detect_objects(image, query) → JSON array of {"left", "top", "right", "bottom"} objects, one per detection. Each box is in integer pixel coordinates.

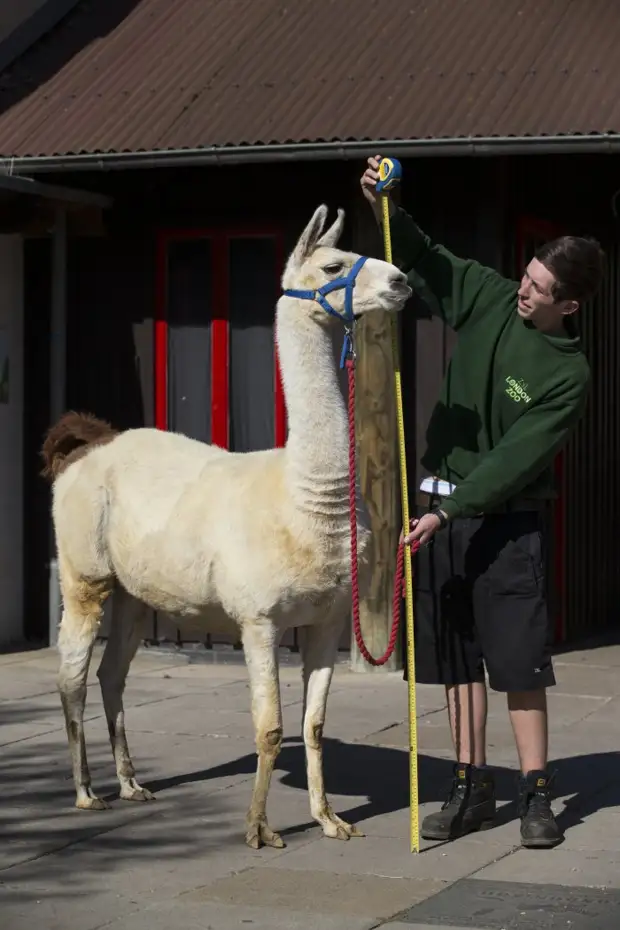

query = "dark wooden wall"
[{"left": 23, "top": 153, "right": 620, "bottom": 650}]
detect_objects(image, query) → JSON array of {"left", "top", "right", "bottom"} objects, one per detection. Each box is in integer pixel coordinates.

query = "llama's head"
[{"left": 281, "top": 205, "right": 411, "bottom": 324}]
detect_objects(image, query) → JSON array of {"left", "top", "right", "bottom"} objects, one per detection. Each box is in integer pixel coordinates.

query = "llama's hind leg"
[
  {"left": 299, "top": 618, "right": 364, "bottom": 840},
  {"left": 57, "top": 571, "right": 112, "bottom": 811},
  {"left": 97, "top": 587, "right": 154, "bottom": 802},
  {"left": 241, "top": 622, "right": 284, "bottom": 850}
]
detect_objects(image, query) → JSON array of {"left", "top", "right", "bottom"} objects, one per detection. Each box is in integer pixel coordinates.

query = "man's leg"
[
  {"left": 473, "top": 511, "right": 562, "bottom": 849},
  {"left": 508, "top": 688, "right": 548, "bottom": 773},
  {"left": 412, "top": 513, "right": 496, "bottom": 841},
  {"left": 447, "top": 681, "right": 488, "bottom": 767}
]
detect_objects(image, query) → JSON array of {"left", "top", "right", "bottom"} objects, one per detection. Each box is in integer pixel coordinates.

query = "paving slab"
[
  {"left": 0, "top": 670, "right": 59, "bottom": 701},
  {"left": 552, "top": 662, "right": 620, "bottom": 697},
  {"left": 572, "top": 695, "right": 620, "bottom": 725},
  {"left": 556, "top": 809, "right": 620, "bottom": 853},
  {"left": 388, "top": 925, "right": 472, "bottom": 930},
  {"left": 360, "top": 803, "right": 521, "bottom": 845},
  {"left": 401, "top": 878, "right": 620, "bottom": 929},
  {"left": 0, "top": 714, "right": 64, "bottom": 748},
  {"left": 0, "top": 808, "right": 305, "bottom": 928},
  {"left": 183, "top": 867, "right": 445, "bottom": 919},
  {"left": 555, "top": 644, "right": 620, "bottom": 668},
  {"left": 471, "top": 849, "right": 620, "bottom": 889},
  {"left": 388, "top": 924, "right": 471, "bottom": 930},
  {"left": 0, "top": 802, "right": 159, "bottom": 871},
  {"left": 251, "top": 832, "right": 515, "bottom": 881},
  {"left": 3, "top": 641, "right": 620, "bottom": 930},
  {"left": 1, "top": 889, "right": 384, "bottom": 930},
  {"left": 67, "top": 900, "right": 380, "bottom": 930},
  {"left": 0, "top": 686, "right": 192, "bottom": 747}
]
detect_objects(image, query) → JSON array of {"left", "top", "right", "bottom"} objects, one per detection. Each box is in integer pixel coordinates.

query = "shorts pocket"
[{"left": 486, "top": 529, "right": 545, "bottom": 597}]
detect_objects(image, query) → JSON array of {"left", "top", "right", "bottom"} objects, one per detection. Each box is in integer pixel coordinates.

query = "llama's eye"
[{"left": 323, "top": 262, "right": 344, "bottom": 275}]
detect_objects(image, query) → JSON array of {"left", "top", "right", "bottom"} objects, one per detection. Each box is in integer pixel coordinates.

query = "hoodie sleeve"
[
  {"left": 439, "top": 376, "right": 589, "bottom": 520},
  {"left": 389, "top": 207, "right": 516, "bottom": 330}
]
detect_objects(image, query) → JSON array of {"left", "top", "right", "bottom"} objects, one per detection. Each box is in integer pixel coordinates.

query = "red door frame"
[
  {"left": 155, "top": 227, "right": 287, "bottom": 449},
  {"left": 515, "top": 216, "right": 567, "bottom": 644}
]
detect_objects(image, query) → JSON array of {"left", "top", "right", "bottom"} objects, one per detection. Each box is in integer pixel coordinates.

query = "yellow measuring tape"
[{"left": 379, "top": 159, "right": 420, "bottom": 854}]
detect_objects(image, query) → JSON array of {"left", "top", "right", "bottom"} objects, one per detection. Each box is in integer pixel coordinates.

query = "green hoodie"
[{"left": 390, "top": 207, "right": 590, "bottom": 521}]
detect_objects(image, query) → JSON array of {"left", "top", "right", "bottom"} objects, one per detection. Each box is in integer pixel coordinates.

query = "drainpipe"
[{"left": 48, "top": 205, "right": 67, "bottom": 648}]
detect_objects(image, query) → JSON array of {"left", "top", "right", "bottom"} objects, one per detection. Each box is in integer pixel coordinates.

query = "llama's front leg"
[
  {"left": 57, "top": 580, "right": 111, "bottom": 811},
  {"left": 300, "top": 619, "right": 364, "bottom": 840},
  {"left": 97, "top": 588, "right": 154, "bottom": 803},
  {"left": 241, "top": 622, "right": 284, "bottom": 849}
]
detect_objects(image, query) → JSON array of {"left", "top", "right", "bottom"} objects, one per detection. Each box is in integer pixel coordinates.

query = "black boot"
[
  {"left": 421, "top": 763, "right": 496, "bottom": 841},
  {"left": 518, "top": 769, "right": 563, "bottom": 848}
]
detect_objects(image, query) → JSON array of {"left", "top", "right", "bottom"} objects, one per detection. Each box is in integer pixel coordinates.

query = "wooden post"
[{"left": 349, "top": 190, "right": 402, "bottom": 673}]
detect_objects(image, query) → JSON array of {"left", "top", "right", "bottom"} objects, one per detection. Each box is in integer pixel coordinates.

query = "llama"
[{"left": 41, "top": 205, "right": 411, "bottom": 849}]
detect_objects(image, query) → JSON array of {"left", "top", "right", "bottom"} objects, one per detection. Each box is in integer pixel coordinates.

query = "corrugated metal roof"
[{"left": 1, "top": 0, "right": 620, "bottom": 158}]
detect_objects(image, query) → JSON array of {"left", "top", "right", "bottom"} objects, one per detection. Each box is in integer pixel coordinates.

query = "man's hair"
[{"left": 535, "top": 236, "right": 606, "bottom": 303}]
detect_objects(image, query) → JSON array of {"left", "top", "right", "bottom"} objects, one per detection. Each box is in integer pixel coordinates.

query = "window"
[{"left": 155, "top": 229, "right": 286, "bottom": 451}]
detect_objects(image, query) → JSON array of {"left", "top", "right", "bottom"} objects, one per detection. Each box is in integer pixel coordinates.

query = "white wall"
[{"left": 0, "top": 236, "right": 23, "bottom": 645}]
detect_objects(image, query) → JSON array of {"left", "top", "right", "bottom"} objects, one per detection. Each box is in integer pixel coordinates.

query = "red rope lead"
[{"left": 346, "top": 357, "right": 418, "bottom": 666}]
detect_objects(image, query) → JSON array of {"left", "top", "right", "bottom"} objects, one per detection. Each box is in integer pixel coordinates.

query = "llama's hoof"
[
  {"left": 75, "top": 795, "right": 109, "bottom": 811},
  {"left": 245, "top": 821, "right": 285, "bottom": 850},
  {"left": 120, "top": 781, "right": 156, "bottom": 802},
  {"left": 320, "top": 813, "right": 365, "bottom": 841}
]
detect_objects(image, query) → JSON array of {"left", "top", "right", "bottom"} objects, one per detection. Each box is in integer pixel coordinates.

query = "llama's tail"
[{"left": 41, "top": 411, "right": 119, "bottom": 482}]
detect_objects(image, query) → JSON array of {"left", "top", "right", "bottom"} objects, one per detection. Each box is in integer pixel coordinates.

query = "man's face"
[{"left": 517, "top": 257, "right": 577, "bottom": 331}]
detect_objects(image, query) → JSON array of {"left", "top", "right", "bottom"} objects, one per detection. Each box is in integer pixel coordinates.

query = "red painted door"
[
  {"left": 152, "top": 227, "right": 288, "bottom": 649},
  {"left": 155, "top": 228, "right": 286, "bottom": 450}
]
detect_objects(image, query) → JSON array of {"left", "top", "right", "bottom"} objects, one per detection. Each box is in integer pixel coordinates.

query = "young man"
[{"left": 360, "top": 155, "right": 605, "bottom": 848}]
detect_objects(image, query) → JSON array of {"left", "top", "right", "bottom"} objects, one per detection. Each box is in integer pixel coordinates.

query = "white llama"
[{"left": 41, "top": 205, "right": 411, "bottom": 849}]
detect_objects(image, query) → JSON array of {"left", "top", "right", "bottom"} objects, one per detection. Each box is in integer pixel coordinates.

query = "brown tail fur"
[{"left": 41, "top": 411, "right": 119, "bottom": 482}]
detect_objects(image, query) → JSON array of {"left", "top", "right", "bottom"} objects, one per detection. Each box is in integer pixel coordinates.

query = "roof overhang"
[
  {"left": 0, "top": 171, "right": 112, "bottom": 207},
  {"left": 4, "top": 134, "right": 620, "bottom": 174}
]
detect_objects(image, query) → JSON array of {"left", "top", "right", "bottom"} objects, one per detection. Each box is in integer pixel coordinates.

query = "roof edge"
[
  {"left": 5, "top": 134, "right": 620, "bottom": 173},
  {"left": 0, "top": 172, "right": 112, "bottom": 207}
]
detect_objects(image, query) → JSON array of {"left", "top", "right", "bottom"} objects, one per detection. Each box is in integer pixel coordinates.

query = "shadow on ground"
[
  {"left": 142, "top": 736, "right": 620, "bottom": 839},
  {"left": 2, "top": 707, "right": 619, "bottom": 907}
]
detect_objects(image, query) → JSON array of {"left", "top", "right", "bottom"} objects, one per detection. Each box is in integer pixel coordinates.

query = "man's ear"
[{"left": 562, "top": 300, "right": 579, "bottom": 316}]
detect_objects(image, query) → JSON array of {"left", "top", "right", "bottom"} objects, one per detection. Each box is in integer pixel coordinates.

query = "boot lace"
[
  {"left": 521, "top": 772, "right": 556, "bottom": 821},
  {"left": 442, "top": 780, "right": 467, "bottom": 810},
  {"left": 441, "top": 766, "right": 471, "bottom": 810},
  {"left": 528, "top": 789, "right": 553, "bottom": 821}
]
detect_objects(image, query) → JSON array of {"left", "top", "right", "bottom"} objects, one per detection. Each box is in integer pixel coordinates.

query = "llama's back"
[
  {"left": 103, "top": 427, "right": 231, "bottom": 506},
  {"left": 49, "top": 418, "right": 347, "bottom": 625},
  {"left": 82, "top": 427, "right": 278, "bottom": 542},
  {"left": 56, "top": 425, "right": 288, "bottom": 615}
]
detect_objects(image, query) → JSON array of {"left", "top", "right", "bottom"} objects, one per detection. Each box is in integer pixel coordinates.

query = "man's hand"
[
  {"left": 360, "top": 154, "right": 397, "bottom": 224},
  {"left": 360, "top": 154, "right": 382, "bottom": 208},
  {"left": 399, "top": 510, "right": 448, "bottom": 547}
]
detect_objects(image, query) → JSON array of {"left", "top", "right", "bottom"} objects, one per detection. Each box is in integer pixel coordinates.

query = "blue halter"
[{"left": 283, "top": 255, "right": 368, "bottom": 368}]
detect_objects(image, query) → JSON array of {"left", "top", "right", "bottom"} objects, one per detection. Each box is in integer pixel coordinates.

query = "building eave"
[{"left": 4, "top": 134, "right": 620, "bottom": 174}]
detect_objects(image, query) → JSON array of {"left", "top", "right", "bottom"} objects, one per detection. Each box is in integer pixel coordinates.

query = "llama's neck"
[{"left": 276, "top": 302, "right": 350, "bottom": 518}]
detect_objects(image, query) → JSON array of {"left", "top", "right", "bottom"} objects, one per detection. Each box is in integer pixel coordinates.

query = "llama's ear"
[
  {"left": 289, "top": 204, "right": 329, "bottom": 266},
  {"left": 317, "top": 208, "right": 345, "bottom": 249}
]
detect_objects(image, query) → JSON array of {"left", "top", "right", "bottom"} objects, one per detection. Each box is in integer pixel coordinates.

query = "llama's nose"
[{"left": 390, "top": 270, "right": 407, "bottom": 285}]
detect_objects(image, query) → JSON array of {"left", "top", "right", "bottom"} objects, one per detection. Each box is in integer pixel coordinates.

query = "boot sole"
[
  {"left": 521, "top": 835, "right": 563, "bottom": 849},
  {"left": 422, "top": 818, "right": 496, "bottom": 842}
]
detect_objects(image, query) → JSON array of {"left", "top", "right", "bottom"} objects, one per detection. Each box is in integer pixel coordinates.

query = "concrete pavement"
[{"left": 1, "top": 639, "right": 620, "bottom": 929}]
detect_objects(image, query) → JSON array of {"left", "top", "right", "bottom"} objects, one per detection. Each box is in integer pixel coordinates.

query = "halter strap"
[{"left": 283, "top": 256, "right": 368, "bottom": 325}]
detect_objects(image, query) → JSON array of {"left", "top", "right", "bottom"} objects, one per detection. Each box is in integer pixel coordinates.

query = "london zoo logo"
[{"left": 505, "top": 377, "right": 532, "bottom": 404}]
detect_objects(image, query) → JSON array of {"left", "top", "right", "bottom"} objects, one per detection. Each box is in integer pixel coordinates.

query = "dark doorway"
[{"left": 22, "top": 237, "right": 52, "bottom": 644}]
